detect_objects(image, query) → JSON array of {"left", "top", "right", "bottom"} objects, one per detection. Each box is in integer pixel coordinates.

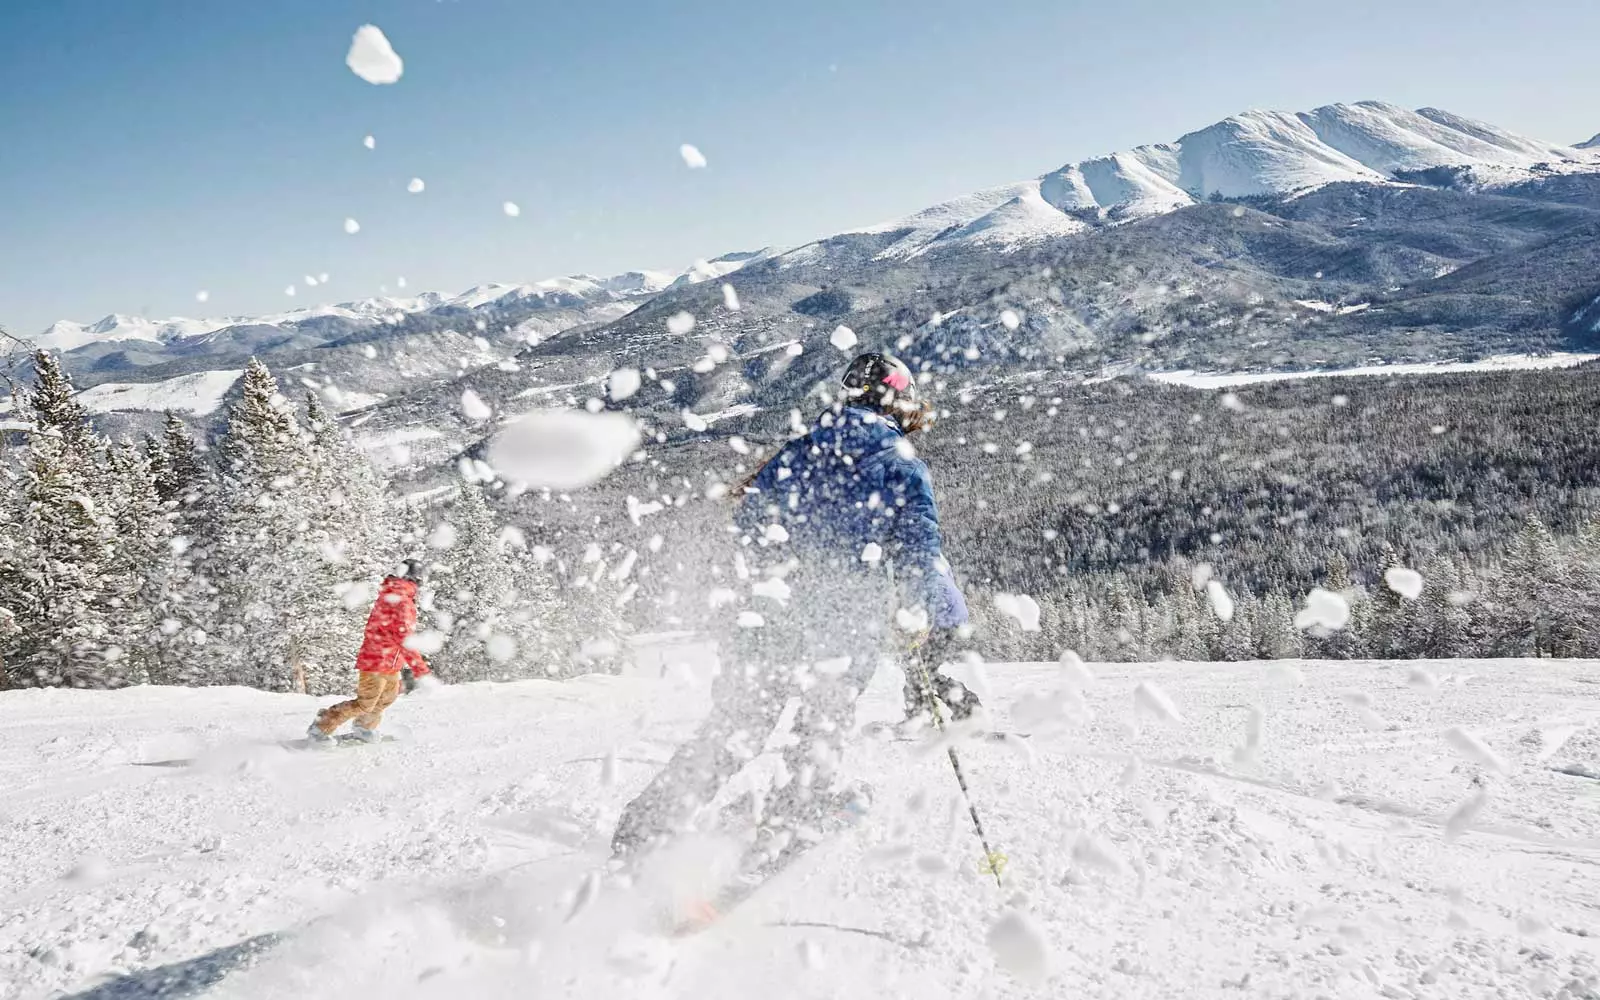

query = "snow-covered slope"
[
  {"left": 1578, "top": 133, "right": 1600, "bottom": 150},
  {"left": 778, "top": 101, "right": 1595, "bottom": 264},
  {"left": 77, "top": 369, "right": 243, "bottom": 416},
  {"left": 3, "top": 655, "right": 1598, "bottom": 999}
]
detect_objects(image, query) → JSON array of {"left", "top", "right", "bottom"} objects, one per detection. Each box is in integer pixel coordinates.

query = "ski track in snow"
[{"left": 3, "top": 658, "right": 1600, "bottom": 999}]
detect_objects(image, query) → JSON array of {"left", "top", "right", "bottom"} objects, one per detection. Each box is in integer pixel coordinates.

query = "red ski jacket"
[{"left": 355, "top": 576, "right": 431, "bottom": 676}]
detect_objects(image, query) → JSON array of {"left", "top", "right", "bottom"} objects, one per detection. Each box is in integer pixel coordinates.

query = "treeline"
[
  {"left": 607, "top": 363, "right": 1600, "bottom": 665},
  {"left": 928, "top": 366, "right": 1600, "bottom": 662},
  {"left": 968, "top": 517, "right": 1594, "bottom": 662},
  {"left": 0, "top": 352, "right": 626, "bottom": 693}
]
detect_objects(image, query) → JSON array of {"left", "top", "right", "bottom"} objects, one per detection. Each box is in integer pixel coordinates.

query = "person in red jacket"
[{"left": 307, "top": 560, "right": 436, "bottom": 744}]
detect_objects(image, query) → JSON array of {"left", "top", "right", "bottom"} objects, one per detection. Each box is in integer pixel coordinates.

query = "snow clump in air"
[
  {"left": 363, "top": 134, "right": 376, "bottom": 149},
  {"left": 1444, "top": 726, "right": 1509, "bottom": 773},
  {"left": 1205, "top": 580, "right": 1234, "bottom": 622},
  {"left": 460, "top": 390, "right": 492, "bottom": 423},
  {"left": 502, "top": 202, "right": 521, "bottom": 217},
  {"left": 1385, "top": 566, "right": 1423, "bottom": 599},
  {"left": 830, "top": 325, "right": 858, "bottom": 351},
  {"left": 609, "top": 368, "right": 642, "bottom": 401},
  {"left": 679, "top": 144, "right": 708, "bottom": 169},
  {"left": 1295, "top": 587, "right": 1350, "bottom": 631},
  {"left": 343, "top": 218, "right": 361, "bottom": 234},
  {"left": 486, "top": 409, "right": 640, "bottom": 490},
  {"left": 993, "top": 593, "right": 1041, "bottom": 631},
  {"left": 1134, "top": 681, "right": 1183, "bottom": 723},
  {"left": 667, "top": 311, "right": 696, "bottom": 336},
  {"left": 987, "top": 910, "right": 1052, "bottom": 985},
  {"left": 407, "top": 177, "right": 425, "bottom": 193},
  {"left": 346, "top": 25, "right": 404, "bottom": 85}
]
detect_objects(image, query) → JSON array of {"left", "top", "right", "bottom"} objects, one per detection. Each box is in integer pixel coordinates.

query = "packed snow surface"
[{"left": 3, "top": 656, "right": 1598, "bottom": 1000}]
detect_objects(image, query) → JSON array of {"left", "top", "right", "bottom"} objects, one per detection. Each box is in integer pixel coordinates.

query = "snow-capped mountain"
[
  {"left": 1579, "top": 133, "right": 1600, "bottom": 150},
  {"left": 779, "top": 101, "right": 1596, "bottom": 263},
  {"left": 20, "top": 256, "right": 776, "bottom": 386}
]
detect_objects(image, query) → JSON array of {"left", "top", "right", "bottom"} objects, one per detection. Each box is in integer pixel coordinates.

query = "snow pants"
[
  {"left": 611, "top": 566, "right": 893, "bottom": 859},
  {"left": 314, "top": 671, "right": 402, "bottom": 734}
]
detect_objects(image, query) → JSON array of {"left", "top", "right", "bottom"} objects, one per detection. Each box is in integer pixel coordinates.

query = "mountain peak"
[
  {"left": 777, "top": 100, "right": 1596, "bottom": 265},
  {"left": 1579, "top": 133, "right": 1600, "bottom": 149}
]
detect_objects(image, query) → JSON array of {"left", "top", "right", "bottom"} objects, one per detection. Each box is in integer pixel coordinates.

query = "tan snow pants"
[{"left": 314, "top": 672, "right": 402, "bottom": 734}]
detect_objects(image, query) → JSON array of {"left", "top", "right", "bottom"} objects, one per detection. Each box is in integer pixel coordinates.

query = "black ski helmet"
[{"left": 841, "top": 352, "right": 916, "bottom": 409}]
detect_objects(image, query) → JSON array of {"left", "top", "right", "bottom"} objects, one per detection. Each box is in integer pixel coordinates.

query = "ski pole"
[{"left": 912, "top": 644, "right": 1005, "bottom": 888}]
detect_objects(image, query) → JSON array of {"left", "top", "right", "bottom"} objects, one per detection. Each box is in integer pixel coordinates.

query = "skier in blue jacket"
[{"left": 611, "top": 352, "right": 973, "bottom": 868}]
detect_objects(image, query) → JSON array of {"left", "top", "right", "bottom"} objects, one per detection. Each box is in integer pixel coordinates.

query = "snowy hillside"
[
  {"left": 779, "top": 101, "right": 1596, "bottom": 262},
  {"left": 1579, "top": 134, "right": 1600, "bottom": 150},
  {"left": 77, "top": 369, "right": 243, "bottom": 417},
  {"left": 3, "top": 655, "right": 1598, "bottom": 999}
]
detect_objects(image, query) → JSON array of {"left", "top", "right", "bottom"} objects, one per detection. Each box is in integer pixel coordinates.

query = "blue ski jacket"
[{"left": 735, "top": 405, "right": 969, "bottom": 629}]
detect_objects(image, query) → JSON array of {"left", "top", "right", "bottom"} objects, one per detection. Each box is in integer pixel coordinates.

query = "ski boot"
[{"left": 305, "top": 723, "right": 335, "bottom": 747}]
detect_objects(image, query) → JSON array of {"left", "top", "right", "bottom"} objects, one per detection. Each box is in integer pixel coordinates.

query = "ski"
[{"left": 669, "top": 806, "right": 867, "bottom": 937}]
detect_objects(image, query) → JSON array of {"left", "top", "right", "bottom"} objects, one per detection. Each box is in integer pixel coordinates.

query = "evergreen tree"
[
  {"left": 102, "top": 440, "right": 172, "bottom": 684},
  {"left": 1488, "top": 516, "right": 1563, "bottom": 656},
  {"left": 3, "top": 353, "right": 135, "bottom": 687},
  {"left": 1368, "top": 544, "right": 1416, "bottom": 659},
  {"left": 1255, "top": 594, "right": 1303, "bottom": 659},
  {"left": 212, "top": 359, "right": 353, "bottom": 692},
  {"left": 145, "top": 415, "right": 225, "bottom": 684},
  {"left": 1219, "top": 597, "right": 1257, "bottom": 661},
  {"left": 565, "top": 540, "right": 632, "bottom": 675},
  {"left": 304, "top": 392, "right": 392, "bottom": 577}
]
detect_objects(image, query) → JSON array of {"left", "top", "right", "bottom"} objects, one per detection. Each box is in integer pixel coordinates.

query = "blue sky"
[{"left": 2, "top": 0, "right": 1597, "bottom": 334}]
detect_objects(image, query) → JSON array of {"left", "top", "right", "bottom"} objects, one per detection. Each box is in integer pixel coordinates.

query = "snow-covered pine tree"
[
  {"left": 101, "top": 440, "right": 173, "bottom": 684},
  {"left": 1164, "top": 576, "right": 1211, "bottom": 661},
  {"left": 145, "top": 413, "right": 227, "bottom": 684},
  {"left": 6, "top": 356, "right": 131, "bottom": 686},
  {"left": 1367, "top": 543, "right": 1419, "bottom": 659},
  {"left": 1306, "top": 551, "right": 1364, "bottom": 659},
  {"left": 213, "top": 359, "right": 353, "bottom": 692},
  {"left": 0, "top": 462, "right": 28, "bottom": 689},
  {"left": 564, "top": 540, "right": 633, "bottom": 675},
  {"left": 1219, "top": 597, "right": 1257, "bottom": 661},
  {"left": 504, "top": 528, "right": 566, "bottom": 675},
  {"left": 304, "top": 392, "right": 393, "bottom": 578},
  {"left": 431, "top": 482, "right": 518, "bottom": 681},
  {"left": 1255, "top": 593, "right": 1303, "bottom": 659},
  {"left": 1487, "top": 516, "right": 1563, "bottom": 657},
  {"left": 1412, "top": 555, "right": 1470, "bottom": 657}
]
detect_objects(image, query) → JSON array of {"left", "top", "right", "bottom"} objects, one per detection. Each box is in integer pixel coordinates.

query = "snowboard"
[
  {"left": 282, "top": 732, "right": 400, "bottom": 751},
  {"left": 133, "top": 733, "right": 396, "bottom": 767}
]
